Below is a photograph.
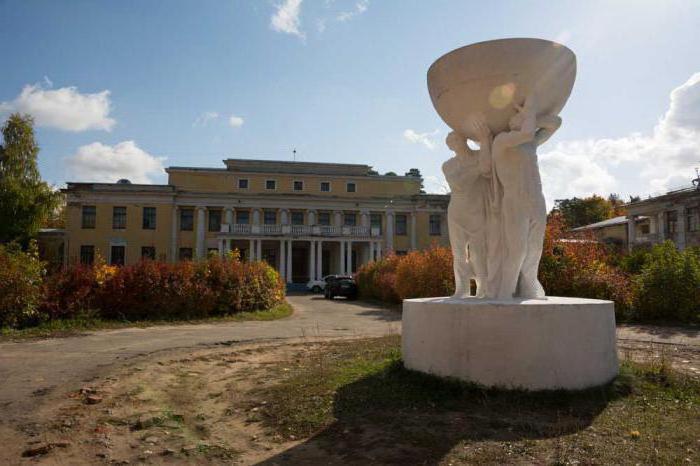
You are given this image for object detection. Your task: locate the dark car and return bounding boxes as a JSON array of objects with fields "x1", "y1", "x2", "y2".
[{"x1": 324, "y1": 277, "x2": 358, "y2": 300}]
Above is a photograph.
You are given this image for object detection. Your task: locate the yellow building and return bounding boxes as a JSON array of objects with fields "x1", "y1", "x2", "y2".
[{"x1": 62, "y1": 159, "x2": 449, "y2": 284}]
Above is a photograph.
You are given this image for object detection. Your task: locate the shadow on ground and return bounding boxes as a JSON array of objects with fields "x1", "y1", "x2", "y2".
[
  {"x1": 258, "y1": 362, "x2": 626, "y2": 465},
  {"x1": 619, "y1": 323, "x2": 700, "y2": 340}
]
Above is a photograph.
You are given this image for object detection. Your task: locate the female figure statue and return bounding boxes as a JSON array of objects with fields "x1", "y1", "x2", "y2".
[{"x1": 442, "y1": 119, "x2": 493, "y2": 298}]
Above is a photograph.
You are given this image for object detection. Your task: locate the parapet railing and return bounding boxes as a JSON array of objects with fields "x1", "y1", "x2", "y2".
[{"x1": 220, "y1": 224, "x2": 381, "y2": 238}]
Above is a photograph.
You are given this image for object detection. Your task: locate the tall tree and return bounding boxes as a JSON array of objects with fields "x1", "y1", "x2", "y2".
[
  {"x1": 553, "y1": 195, "x2": 615, "y2": 229},
  {"x1": 0, "y1": 113, "x2": 58, "y2": 245}
]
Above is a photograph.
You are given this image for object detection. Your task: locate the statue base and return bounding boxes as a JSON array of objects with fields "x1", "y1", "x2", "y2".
[{"x1": 402, "y1": 296, "x2": 618, "y2": 390}]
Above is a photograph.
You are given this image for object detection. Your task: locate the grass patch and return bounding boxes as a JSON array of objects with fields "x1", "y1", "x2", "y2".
[
  {"x1": 0, "y1": 302, "x2": 293, "y2": 341},
  {"x1": 254, "y1": 336, "x2": 700, "y2": 465}
]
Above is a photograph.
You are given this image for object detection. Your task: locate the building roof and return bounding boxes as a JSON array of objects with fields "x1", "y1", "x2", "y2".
[
  {"x1": 627, "y1": 186, "x2": 700, "y2": 208},
  {"x1": 573, "y1": 215, "x2": 648, "y2": 231},
  {"x1": 572, "y1": 216, "x2": 628, "y2": 231}
]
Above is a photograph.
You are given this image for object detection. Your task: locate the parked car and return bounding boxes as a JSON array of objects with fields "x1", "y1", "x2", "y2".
[
  {"x1": 324, "y1": 277, "x2": 358, "y2": 300},
  {"x1": 306, "y1": 275, "x2": 351, "y2": 293}
]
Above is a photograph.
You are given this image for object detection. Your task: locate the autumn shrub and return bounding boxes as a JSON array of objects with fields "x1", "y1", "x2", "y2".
[
  {"x1": 394, "y1": 247, "x2": 454, "y2": 300},
  {"x1": 0, "y1": 242, "x2": 45, "y2": 327},
  {"x1": 539, "y1": 213, "x2": 634, "y2": 317},
  {"x1": 633, "y1": 241, "x2": 700, "y2": 323},
  {"x1": 95, "y1": 256, "x2": 285, "y2": 321},
  {"x1": 356, "y1": 254, "x2": 402, "y2": 303}
]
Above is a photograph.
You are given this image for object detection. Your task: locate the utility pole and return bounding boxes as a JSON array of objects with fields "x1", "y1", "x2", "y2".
[{"x1": 293, "y1": 148, "x2": 296, "y2": 161}]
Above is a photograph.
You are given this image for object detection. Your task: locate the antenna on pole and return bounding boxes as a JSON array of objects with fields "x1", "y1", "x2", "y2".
[
  {"x1": 293, "y1": 148, "x2": 297, "y2": 161},
  {"x1": 692, "y1": 167, "x2": 700, "y2": 190}
]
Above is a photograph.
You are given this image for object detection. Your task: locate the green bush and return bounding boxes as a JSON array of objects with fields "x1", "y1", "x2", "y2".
[
  {"x1": 0, "y1": 242, "x2": 46, "y2": 327},
  {"x1": 634, "y1": 241, "x2": 700, "y2": 323}
]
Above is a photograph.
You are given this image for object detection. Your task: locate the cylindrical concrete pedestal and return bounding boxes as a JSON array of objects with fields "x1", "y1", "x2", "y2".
[{"x1": 402, "y1": 296, "x2": 618, "y2": 390}]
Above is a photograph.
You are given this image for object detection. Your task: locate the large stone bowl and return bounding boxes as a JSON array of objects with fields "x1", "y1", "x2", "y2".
[{"x1": 427, "y1": 38, "x2": 576, "y2": 139}]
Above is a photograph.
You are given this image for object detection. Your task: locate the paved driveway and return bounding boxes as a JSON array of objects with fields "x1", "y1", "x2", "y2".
[{"x1": 0, "y1": 294, "x2": 400, "y2": 427}]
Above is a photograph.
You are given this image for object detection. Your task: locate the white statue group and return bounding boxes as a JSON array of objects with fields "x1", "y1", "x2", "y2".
[{"x1": 443, "y1": 93, "x2": 561, "y2": 300}]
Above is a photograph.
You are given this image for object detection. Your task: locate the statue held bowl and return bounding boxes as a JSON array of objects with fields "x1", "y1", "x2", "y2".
[{"x1": 427, "y1": 38, "x2": 576, "y2": 139}]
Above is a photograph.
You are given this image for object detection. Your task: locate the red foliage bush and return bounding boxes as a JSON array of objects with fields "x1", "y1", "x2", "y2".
[
  {"x1": 357, "y1": 246, "x2": 454, "y2": 302},
  {"x1": 356, "y1": 214, "x2": 633, "y2": 318},
  {"x1": 39, "y1": 256, "x2": 285, "y2": 322}
]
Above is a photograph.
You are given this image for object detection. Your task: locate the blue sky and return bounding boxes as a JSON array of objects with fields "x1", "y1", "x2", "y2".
[{"x1": 1, "y1": 0, "x2": 699, "y2": 206}]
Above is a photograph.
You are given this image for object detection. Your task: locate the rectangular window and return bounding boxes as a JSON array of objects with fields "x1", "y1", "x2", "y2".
[
  {"x1": 266, "y1": 179, "x2": 276, "y2": 190},
  {"x1": 687, "y1": 207, "x2": 699, "y2": 232},
  {"x1": 112, "y1": 206, "x2": 127, "y2": 229},
  {"x1": 264, "y1": 210, "x2": 277, "y2": 225},
  {"x1": 429, "y1": 214, "x2": 442, "y2": 236},
  {"x1": 141, "y1": 246, "x2": 156, "y2": 260},
  {"x1": 346, "y1": 182, "x2": 356, "y2": 193},
  {"x1": 291, "y1": 211, "x2": 304, "y2": 225},
  {"x1": 370, "y1": 213, "x2": 382, "y2": 234},
  {"x1": 238, "y1": 178, "x2": 249, "y2": 189},
  {"x1": 80, "y1": 245, "x2": 95, "y2": 265},
  {"x1": 395, "y1": 214, "x2": 407, "y2": 235},
  {"x1": 208, "y1": 209, "x2": 222, "y2": 232},
  {"x1": 320, "y1": 181, "x2": 331, "y2": 192},
  {"x1": 666, "y1": 210, "x2": 678, "y2": 234},
  {"x1": 293, "y1": 180, "x2": 304, "y2": 191},
  {"x1": 81, "y1": 206, "x2": 96, "y2": 229},
  {"x1": 110, "y1": 245, "x2": 125, "y2": 266},
  {"x1": 236, "y1": 210, "x2": 250, "y2": 224},
  {"x1": 318, "y1": 212, "x2": 331, "y2": 226},
  {"x1": 344, "y1": 213, "x2": 357, "y2": 226},
  {"x1": 180, "y1": 208, "x2": 194, "y2": 231},
  {"x1": 179, "y1": 247, "x2": 193, "y2": 261},
  {"x1": 640, "y1": 224, "x2": 650, "y2": 235},
  {"x1": 142, "y1": 207, "x2": 156, "y2": 230}
]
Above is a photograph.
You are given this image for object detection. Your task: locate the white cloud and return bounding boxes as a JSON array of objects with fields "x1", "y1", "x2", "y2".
[
  {"x1": 228, "y1": 115, "x2": 244, "y2": 128},
  {"x1": 539, "y1": 71, "x2": 700, "y2": 203},
  {"x1": 270, "y1": 0, "x2": 305, "y2": 39},
  {"x1": 0, "y1": 84, "x2": 115, "y2": 132},
  {"x1": 65, "y1": 141, "x2": 165, "y2": 184},
  {"x1": 337, "y1": 0, "x2": 369, "y2": 22},
  {"x1": 403, "y1": 129, "x2": 440, "y2": 150},
  {"x1": 193, "y1": 111, "x2": 219, "y2": 127}
]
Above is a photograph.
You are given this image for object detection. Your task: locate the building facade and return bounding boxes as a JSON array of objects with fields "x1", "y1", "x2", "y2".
[
  {"x1": 62, "y1": 159, "x2": 449, "y2": 283},
  {"x1": 626, "y1": 186, "x2": 700, "y2": 251}
]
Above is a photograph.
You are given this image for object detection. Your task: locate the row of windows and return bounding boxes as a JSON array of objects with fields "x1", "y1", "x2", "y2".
[
  {"x1": 665, "y1": 207, "x2": 700, "y2": 233},
  {"x1": 81, "y1": 206, "x2": 157, "y2": 230},
  {"x1": 80, "y1": 244, "x2": 155, "y2": 266},
  {"x1": 238, "y1": 178, "x2": 356, "y2": 193},
  {"x1": 81, "y1": 205, "x2": 443, "y2": 236}
]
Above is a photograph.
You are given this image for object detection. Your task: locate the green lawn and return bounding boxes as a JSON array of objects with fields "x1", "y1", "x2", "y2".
[
  {"x1": 0, "y1": 301, "x2": 293, "y2": 341},
  {"x1": 253, "y1": 336, "x2": 699, "y2": 465}
]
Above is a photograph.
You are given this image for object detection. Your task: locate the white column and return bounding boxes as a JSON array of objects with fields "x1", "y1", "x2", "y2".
[
  {"x1": 308, "y1": 210, "x2": 317, "y2": 226},
  {"x1": 286, "y1": 240, "x2": 293, "y2": 283},
  {"x1": 280, "y1": 209, "x2": 289, "y2": 225},
  {"x1": 385, "y1": 211, "x2": 394, "y2": 252},
  {"x1": 256, "y1": 239, "x2": 262, "y2": 261},
  {"x1": 360, "y1": 210, "x2": 370, "y2": 227},
  {"x1": 252, "y1": 208, "x2": 261, "y2": 225},
  {"x1": 218, "y1": 239, "x2": 224, "y2": 257},
  {"x1": 279, "y1": 240, "x2": 286, "y2": 278},
  {"x1": 658, "y1": 212, "x2": 666, "y2": 241},
  {"x1": 369, "y1": 241, "x2": 375, "y2": 262},
  {"x1": 410, "y1": 212, "x2": 417, "y2": 250},
  {"x1": 171, "y1": 205, "x2": 178, "y2": 263},
  {"x1": 627, "y1": 215, "x2": 636, "y2": 251},
  {"x1": 339, "y1": 240, "x2": 346, "y2": 274},
  {"x1": 196, "y1": 207, "x2": 206, "y2": 260},
  {"x1": 334, "y1": 210, "x2": 343, "y2": 226},
  {"x1": 224, "y1": 207, "x2": 234, "y2": 232},
  {"x1": 346, "y1": 240, "x2": 353, "y2": 274},
  {"x1": 309, "y1": 240, "x2": 316, "y2": 283},
  {"x1": 316, "y1": 240, "x2": 323, "y2": 280},
  {"x1": 248, "y1": 239, "x2": 254, "y2": 262},
  {"x1": 376, "y1": 241, "x2": 382, "y2": 259}
]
